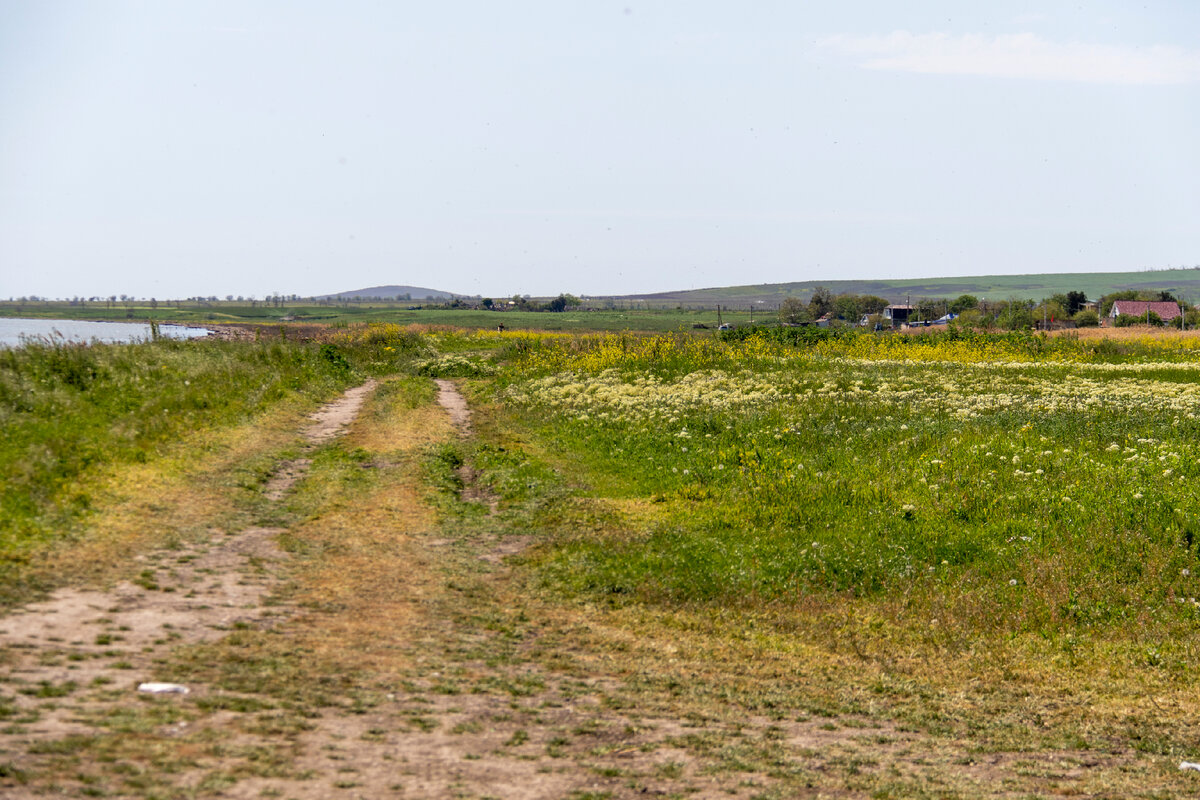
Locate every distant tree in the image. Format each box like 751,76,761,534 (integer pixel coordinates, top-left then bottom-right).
1173,309,1200,329
1066,291,1088,315
546,293,580,312
1100,290,1139,317
859,295,888,315
998,299,1035,330
833,293,861,321
779,297,811,324
1034,300,1066,325
808,286,834,318
481,297,494,309
953,309,984,329
949,294,979,314
916,297,944,321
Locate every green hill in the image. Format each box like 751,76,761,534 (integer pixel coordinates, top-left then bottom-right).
611,267,1200,308
314,284,468,301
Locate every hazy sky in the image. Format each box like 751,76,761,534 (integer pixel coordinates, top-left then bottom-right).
2,1,1198,299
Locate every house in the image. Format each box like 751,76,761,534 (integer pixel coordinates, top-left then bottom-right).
882,304,913,326
1108,300,1183,323
815,312,834,328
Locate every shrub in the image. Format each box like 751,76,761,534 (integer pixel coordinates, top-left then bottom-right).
1073,309,1100,328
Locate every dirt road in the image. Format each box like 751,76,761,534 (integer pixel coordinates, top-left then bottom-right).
0,378,1168,799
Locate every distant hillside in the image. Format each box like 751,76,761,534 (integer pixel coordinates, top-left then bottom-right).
314,285,467,301
609,267,1200,308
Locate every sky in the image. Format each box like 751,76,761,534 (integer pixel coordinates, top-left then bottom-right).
2,1,1199,300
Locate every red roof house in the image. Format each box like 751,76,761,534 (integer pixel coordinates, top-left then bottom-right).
1109,300,1184,322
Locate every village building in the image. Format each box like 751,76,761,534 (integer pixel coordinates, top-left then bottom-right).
882,304,913,326
1108,300,1184,323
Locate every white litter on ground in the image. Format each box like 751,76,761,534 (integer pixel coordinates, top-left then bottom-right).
137,682,190,694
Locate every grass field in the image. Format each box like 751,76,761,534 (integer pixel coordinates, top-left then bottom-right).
629,266,1200,306
0,300,760,332
7,324,1200,796
461,326,1200,793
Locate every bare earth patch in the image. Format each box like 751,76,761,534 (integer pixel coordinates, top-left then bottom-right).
0,383,375,796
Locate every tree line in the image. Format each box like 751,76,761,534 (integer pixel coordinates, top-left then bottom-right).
776,287,1200,330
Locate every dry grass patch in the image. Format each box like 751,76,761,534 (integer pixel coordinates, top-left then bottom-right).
494,591,1197,798
1059,326,1200,342
193,377,457,686
285,483,438,676
9,397,321,606
343,375,453,455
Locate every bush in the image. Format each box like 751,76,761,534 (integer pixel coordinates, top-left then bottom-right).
1171,310,1200,329
999,304,1035,331
1073,310,1100,328
717,325,843,346
953,309,985,330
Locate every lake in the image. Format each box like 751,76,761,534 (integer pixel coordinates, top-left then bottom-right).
0,318,212,348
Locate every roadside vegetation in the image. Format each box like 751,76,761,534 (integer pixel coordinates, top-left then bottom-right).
0,330,421,604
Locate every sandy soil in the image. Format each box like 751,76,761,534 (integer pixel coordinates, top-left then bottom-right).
434,378,473,435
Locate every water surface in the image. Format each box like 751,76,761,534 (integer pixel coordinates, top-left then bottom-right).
0,318,211,348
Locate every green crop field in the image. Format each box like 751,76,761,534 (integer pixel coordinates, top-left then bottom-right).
626,266,1200,306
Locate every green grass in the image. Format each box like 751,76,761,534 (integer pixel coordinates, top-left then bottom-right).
0,301,755,331
409,327,1200,792
481,328,1200,658
0,328,441,609
0,338,358,553
629,266,1200,306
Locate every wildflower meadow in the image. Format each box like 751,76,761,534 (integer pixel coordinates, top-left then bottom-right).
489,328,1200,659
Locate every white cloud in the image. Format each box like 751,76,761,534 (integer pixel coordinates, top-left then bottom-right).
817,31,1200,85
